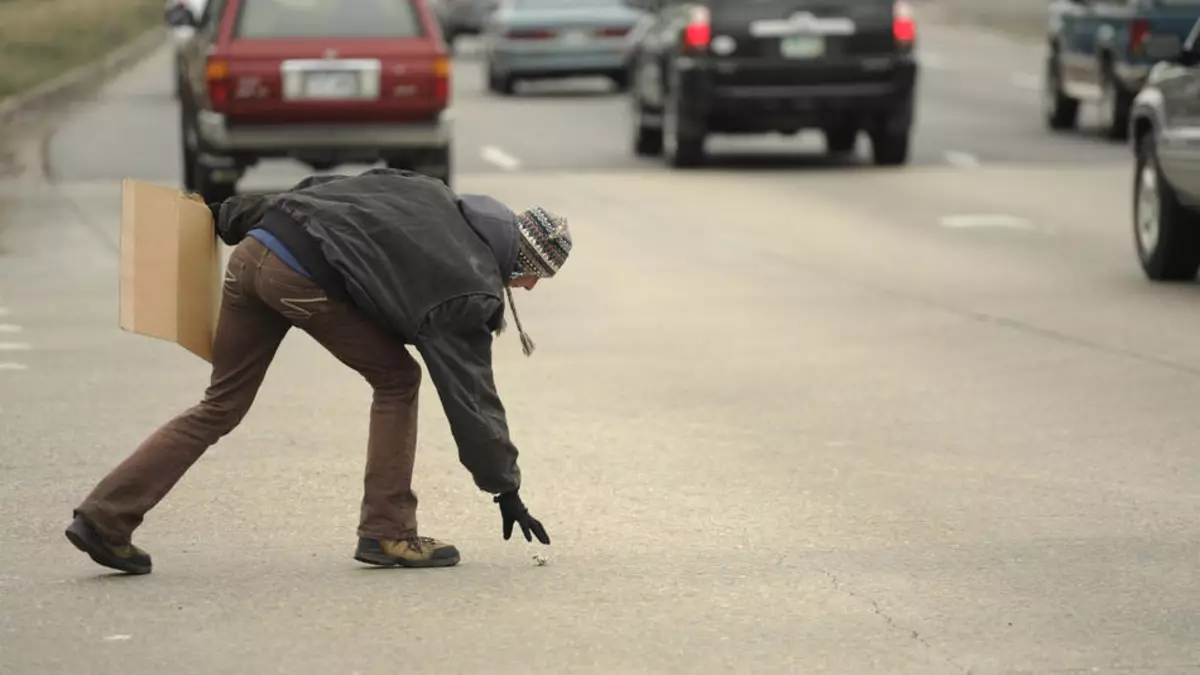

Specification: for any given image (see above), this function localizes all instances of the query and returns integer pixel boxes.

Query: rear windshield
[235,0,424,38]
[711,0,890,25]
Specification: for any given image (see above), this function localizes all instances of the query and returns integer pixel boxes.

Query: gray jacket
[214,169,524,495]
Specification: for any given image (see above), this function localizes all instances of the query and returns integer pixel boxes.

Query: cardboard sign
[119,179,223,363]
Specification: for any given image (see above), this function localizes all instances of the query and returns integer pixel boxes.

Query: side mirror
[164,4,197,28]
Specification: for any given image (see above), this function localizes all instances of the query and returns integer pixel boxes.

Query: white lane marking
[944,151,981,168]
[0,308,9,317]
[0,324,23,334]
[0,342,31,351]
[1010,72,1041,91]
[103,635,133,642]
[480,146,521,171]
[940,214,1035,230]
[0,363,27,371]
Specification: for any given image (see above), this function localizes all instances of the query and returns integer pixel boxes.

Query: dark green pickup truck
[1043,0,1200,140]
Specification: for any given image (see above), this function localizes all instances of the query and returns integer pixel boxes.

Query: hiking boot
[64,514,152,575]
[354,536,460,568]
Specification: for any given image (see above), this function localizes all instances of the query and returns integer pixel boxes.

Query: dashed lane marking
[944,151,981,168]
[0,363,28,371]
[0,342,31,351]
[480,146,522,171]
[0,324,23,334]
[939,214,1036,230]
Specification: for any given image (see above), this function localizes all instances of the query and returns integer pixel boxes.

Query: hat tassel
[504,286,537,357]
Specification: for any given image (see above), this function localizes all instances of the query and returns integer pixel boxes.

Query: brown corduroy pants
[76,237,422,545]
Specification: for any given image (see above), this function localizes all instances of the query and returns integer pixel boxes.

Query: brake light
[206,58,231,110]
[433,55,450,106]
[894,0,916,44]
[507,28,555,40]
[683,6,710,51]
[1130,17,1150,55]
[597,26,629,38]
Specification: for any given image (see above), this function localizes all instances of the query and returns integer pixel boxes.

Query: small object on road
[533,553,549,566]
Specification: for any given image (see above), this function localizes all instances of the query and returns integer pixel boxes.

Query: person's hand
[494,491,550,545]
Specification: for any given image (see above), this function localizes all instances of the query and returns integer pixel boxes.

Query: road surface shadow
[691,151,870,172]
[506,88,619,100]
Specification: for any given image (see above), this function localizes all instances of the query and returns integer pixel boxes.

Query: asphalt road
[3,16,1200,675]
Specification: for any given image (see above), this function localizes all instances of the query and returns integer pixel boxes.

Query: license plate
[561,29,589,44]
[302,72,360,99]
[780,35,825,58]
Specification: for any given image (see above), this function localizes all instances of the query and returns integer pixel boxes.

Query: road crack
[824,570,973,675]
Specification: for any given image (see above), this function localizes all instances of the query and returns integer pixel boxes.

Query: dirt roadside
[0,0,167,180]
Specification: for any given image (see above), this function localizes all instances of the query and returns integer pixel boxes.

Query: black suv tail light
[894,0,916,46]
[683,5,711,52]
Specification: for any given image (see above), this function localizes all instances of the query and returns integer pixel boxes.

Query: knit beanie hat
[503,206,572,357]
[512,206,572,279]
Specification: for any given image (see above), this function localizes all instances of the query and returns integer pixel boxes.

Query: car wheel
[180,104,198,192]
[432,151,453,189]
[632,99,663,157]
[487,62,515,96]
[869,125,909,166]
[825,127,857,155]
[611,71,632,93]
[198,178,237,204]
[662,91,705,168]
[1043,51,1078,131]
[1134,134,1200,281]
[402,146,453,189]
[1098,64,1131,141]
[181,104,237,202]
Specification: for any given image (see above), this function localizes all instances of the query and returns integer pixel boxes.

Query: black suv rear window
[713,0,889,14]
[235,0,424,38]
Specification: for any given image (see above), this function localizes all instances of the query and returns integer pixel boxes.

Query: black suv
[624,0,918,168]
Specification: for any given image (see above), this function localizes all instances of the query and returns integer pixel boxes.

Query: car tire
[662,91,705,168]
[1134,133,1200,281]
[611,71,632,93]
[394,146,453,189]
[825,127,857,155]
[180,103,199,192]
[1098,65,1132,142]
[425,147,453,189]
[1044,51,1079,131]
[487,62,515,96]
[869,126,909,166]
[632,100,663,157]
[180,102,237,203]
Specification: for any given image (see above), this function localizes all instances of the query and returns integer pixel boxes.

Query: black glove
[494,491,550,545]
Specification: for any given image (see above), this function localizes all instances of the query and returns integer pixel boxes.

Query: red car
[168,0,453,202]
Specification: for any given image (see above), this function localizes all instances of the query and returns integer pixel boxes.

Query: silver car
[481,0,643,95]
